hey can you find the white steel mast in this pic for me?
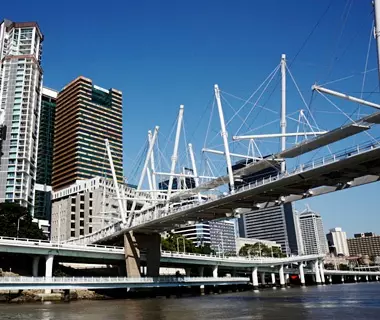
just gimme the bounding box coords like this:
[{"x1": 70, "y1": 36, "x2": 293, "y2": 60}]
[
  {"x1": 127, "y1": 126, "x2": 159, "y2": 226},
  {"x1": 280, "y1": 54, "x2": 287, "y2": 173},
  {"x1": 166, "y1": 105, "x2": 184, "y2": 207},
  {"x1": 214, "y1": 84, "x2": 235, "y2": 192},
  {"x1": 105, "y1": 139, "x2": 126, "y2": 224},
  {"x1": 374, "y1": 0, "x2": 380, "y2": 81},
  {"x1": 148, "y1": 130, "x2": 157, "y2": 202}
]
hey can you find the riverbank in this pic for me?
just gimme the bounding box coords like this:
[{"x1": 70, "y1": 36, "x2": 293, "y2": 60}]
[{"x1": 0, "y1": 289, "x2": 110, "y2": 303}]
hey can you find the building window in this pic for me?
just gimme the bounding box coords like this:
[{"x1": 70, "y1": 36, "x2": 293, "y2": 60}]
[{"x1": 71, "y1": 231, "x2": 75, "y2": 237}]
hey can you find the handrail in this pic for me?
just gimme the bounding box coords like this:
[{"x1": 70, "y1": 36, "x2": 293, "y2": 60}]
[{"x1": 0, "y1": 276, "x2": 250, "y2": 283}]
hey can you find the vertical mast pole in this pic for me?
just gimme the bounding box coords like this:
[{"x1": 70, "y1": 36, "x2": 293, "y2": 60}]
[
  {"x1": 148, "y1": 130, "x2": 157, "y2": 202},
  {"x1": 166, "y1": 105, "x2": 184, "y2": 207},
  {"x1": 105, "y1": 139, "x2": 126, "y2": 224},
  {"x1": 214, "y1": 84, "x2": 235, "y2": 192},
  {"x1": 127, "y1": 126, "x2": 159, "y2": 226},
  {"x1": 188, "y1": 143, "x2": 201, "y2": 202},
  {"x1": 374, "y1": 0, "x2": 380, "y2": 82},
  {"x1": 280, "y1": 54, "x2": 287, "y2": 173}
]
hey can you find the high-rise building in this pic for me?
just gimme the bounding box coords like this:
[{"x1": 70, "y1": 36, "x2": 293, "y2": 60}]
[
  {"x1": 0, "y1": 20, "x2": 43, "y2": 210},
  {"x1": 238, "y1": 204, "x2": 299, "y2": 255},
  {"x1": 34, "y1": 87, "x2": 57, "y2": 223},
  {"x1": 173, "y1": 220, "x2": 237, "y2": 255},
  {"x1": 52, "y1": 76, "x2": 123, "y2": 191},
  {"x1": 347, "y1": 233, "x2": 380, "y2": 257},
  {"x1": 296, "y1": 210, "x2": 329, "y2": 255},
  {"x1": 326, "y1": 227, "x2": 349, "y2": 256}
]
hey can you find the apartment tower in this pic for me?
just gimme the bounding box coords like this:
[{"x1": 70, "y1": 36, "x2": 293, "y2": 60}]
[
  {"x1": 52, "y1": 76, "x2": 123, "y2": 191},
  {"x1": 0, "y1": 20, "x2": 43, "y2": 210}
]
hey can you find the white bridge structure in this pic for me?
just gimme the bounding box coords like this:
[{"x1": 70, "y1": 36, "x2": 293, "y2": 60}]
[{"x1": 57, "y1": 0, "x2": 380, "y2": 278}]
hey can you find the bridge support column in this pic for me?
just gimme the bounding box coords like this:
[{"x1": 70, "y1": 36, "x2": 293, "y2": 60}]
[
  {"x1": 212, "y1": 265, "x2": 218, "y2": 278},
  {"x1": 124, "y1": 232, "x2": 141, "y2": 278},
  {"x1": 366, "y1": 275, "x2": 369, "y2": 282},
  {"x1": 260, "y1": 272, "x2": 266, "y2": 286},
  {"x1": 319, "y1": 260, "x2": 325, "y2": 284},
  {"x1": 341, "y1": 276, "x2": 345, "y2": 283},
  {"x1": 299, "y1": 262, "x2": 305, "y2": 286},
  {"x1": 271, "y1": 273, "x2": 276, "y2": 288},
  {"x1": 329, "y1": 275, "x2": 332, "y2": 284},
  {"x1": 376, "y1": 276, "x2": 379, "y2": 281},
  {"x1": 354, "y1": 275, "x2": 357, "y2": 282},
  {"x1": 124, "y1": 232, "x2": 161, "y2": 278},
  {"x1": 45, "y1": 255, "x2": 54, "y2": 294},
  {"x1": 313, "y1": 260, "x2": 321, "y2": 285},
  {"x1": 198, "y1": 266, "x2": 204, "y2": 277},
  {"x1": 252, "y1": 267, "x2": 258, "y2": 290},
  {"x1": 32, "y1": 256, "x2": 40, "y2": 277},
  {"x1": 186, "y1": 268, "x2": 191, "y2": 277},
  {"x1": 279, "y1": 265, "x2": 285, "y2": 288}
]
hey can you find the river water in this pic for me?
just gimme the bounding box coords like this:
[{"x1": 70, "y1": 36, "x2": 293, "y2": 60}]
[{"x1": 1, "y1": 283, "x2": 380, "y2": 320}]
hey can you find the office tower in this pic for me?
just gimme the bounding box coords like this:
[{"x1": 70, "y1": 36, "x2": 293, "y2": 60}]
[
  {"x1": 173, "y1": 220, "x2": 237, "y2": 255},
  {"x1": 326, "y1": 227, "x2": 349, "y2": 256},
  {"x1": 34, "y1": 87, "x2": 57, "y2": 225},
  {"x1": 209, "y1": 220, "x2": 237, "y2": 255},
  {"x1": 52, "y1": 76, "x2": 123, "y2": 191},
  {"x1": 296, "y1": 209, "x2": 329, "y2": 255},
  {"x1": 238, "y1": 204, "x2": 299, "y2": 255},
  {"x1": 347, "y1": 233, "x2": 380, "y2": 257},
  {"x1": 0, "y1": 20, "x2": 43, "y2": 210}
]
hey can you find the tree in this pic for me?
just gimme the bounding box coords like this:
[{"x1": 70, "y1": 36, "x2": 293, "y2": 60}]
[
  {"x1": 161, "y1": 233, "x2": 215, "y2": 254},
  {"x1": 0, "y1": 202, "x2": 46, "y2": 239},
  {"x1": 239, "y1": 242, "x2": 286, "y2": 258}
]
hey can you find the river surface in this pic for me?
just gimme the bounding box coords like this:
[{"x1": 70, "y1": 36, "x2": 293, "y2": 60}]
[{"x1": 1, "y1": 283, "x2": 380, "y2": 319}]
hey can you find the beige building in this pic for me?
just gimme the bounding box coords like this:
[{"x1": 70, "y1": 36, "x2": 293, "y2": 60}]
[{"x1": 51, "y1": 177, "x2": 136, "y2": 242}]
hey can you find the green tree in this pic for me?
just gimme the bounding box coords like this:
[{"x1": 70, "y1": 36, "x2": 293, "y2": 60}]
[
  {"x1": 161, "y1": 233, "x2": 215, "y2": 254},
  {"x1": 239, "y1": 242, "x2": 285, "y2": 258},
  {"x1": 0, "y1": 202, "x2": 46, "y2": 239}
]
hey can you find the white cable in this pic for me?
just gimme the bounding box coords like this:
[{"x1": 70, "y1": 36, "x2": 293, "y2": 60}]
[
  {"x1": 317, "y1": 91, "x2": 356, "y2": 122},
  {"x1": 286, "y1": 65, "x2": 321, "y2": 131},
  {"x1": 358, "y1": 21, "x2": 374, "y2": 119},
  {"x1": 203, "y1": 99, "x2": 215, "y2": 149},
  {"x1": 235, "y1": 65, "x2": 281, "y2": 135},
  {"x1": 223, "y1": 64, "x2": 280, "y2": 126},
  {"x1": 222, "y1": 91, "x2": 279, "y2": 115}
]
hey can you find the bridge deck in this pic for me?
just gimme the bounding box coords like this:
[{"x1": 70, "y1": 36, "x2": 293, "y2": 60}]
[{"x1": 70, "y1": 140, "x2": 380, "y2": 244}]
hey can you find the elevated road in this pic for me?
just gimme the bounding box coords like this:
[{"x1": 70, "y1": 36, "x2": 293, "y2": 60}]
[{"x1": 0, "y1": 236, "x2": 323, "y2": 268}]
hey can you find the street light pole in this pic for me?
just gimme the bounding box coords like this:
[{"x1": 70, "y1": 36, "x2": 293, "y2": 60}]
[{"x1": 16, "y1": 214, "x2": 27, "y2": 239}]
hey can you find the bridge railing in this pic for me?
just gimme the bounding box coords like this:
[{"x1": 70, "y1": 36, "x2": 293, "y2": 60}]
[
  {"x1": 0, "y1": 276, "x2": 250, "y2": 283},
  {"x1": 0, "y1": 236, "x2": 124, "y2": 252}
]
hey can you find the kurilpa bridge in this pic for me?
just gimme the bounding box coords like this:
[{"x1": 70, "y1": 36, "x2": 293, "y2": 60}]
[{"x1": 61, "y1": 0, "x2": 380, "y2": 278}]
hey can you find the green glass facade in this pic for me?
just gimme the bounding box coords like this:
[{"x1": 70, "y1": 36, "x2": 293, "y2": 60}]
[{"x1": 34, "y1": 88, "x2": 57, "y2": 220}]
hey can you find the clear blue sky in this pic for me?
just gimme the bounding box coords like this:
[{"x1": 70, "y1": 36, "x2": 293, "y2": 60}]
[{"x1": 3, "y1": 0, "x2": 380, "y2": 236}]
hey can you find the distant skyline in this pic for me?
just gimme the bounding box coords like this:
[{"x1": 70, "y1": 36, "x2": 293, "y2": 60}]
[{"x1": 2, "y1": 0, "x2": 379, "y2": 236}]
